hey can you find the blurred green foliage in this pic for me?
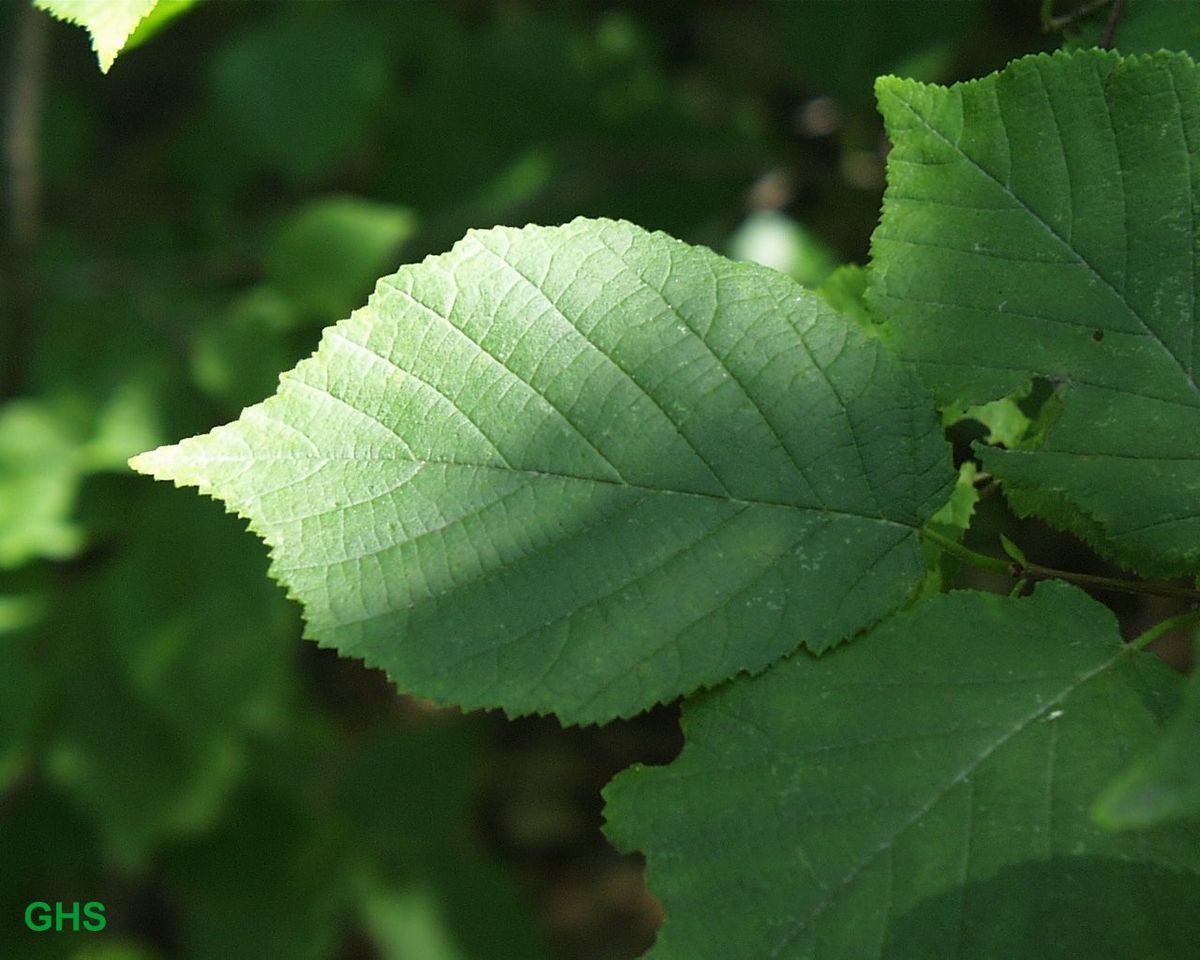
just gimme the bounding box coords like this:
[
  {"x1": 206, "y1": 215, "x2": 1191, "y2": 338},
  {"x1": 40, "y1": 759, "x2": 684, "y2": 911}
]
[{"x1": 2, "y1": 2, "x2": 1048, "y2": 957}]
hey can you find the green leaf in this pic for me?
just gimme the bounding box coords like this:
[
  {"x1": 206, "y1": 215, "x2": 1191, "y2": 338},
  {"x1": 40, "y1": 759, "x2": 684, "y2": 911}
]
[
  {"x1": 0, "y1": 391, "x2": 162, "y2": 568},
  {"x1": 132, "y1": 218, "x2": 953, "y2": 724},
  {"x1": 34, "y1": 0, "x2": 160, "y2": 72},
  {"x1": 603, "y1": 583, "x2": 1200, "y2": 959},
  {"x1": 817, "y1": 265, "x2": 873, "y2": 329},
  {"x1": 941, "y1": 394, "x2": 1032, "y2": 448},
  {"x1": 999, "y1": 533, "x2": 1027, "y2": 566},
  {"x1": 869, "y1": 50, "x2": 1200, "y2": 576},
  {"x1": 121, "y1": 0, "x2": 195, "y2": 55},
  {"x1": 0, "y1": 401, "x2": 85, "y2": 567},
  {"x1": 927, "y1": 462, "x2": 979, "y2": 540},
  {"x1": 916, "y1": 462, "x2": 980, "y2": 598},
  {"x1": 359, "y1": 888, "x2": 468, "y2": 960},
  {"x1": 1094, "y1": 638, "x2": 1200, "y2": 829},
  {"x1": 266, "y1": 196, "x2": 418, "y2": 323}
]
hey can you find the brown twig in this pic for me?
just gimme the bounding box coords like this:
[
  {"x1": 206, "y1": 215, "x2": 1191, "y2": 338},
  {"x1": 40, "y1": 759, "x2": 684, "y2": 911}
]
[
  {"x1": 1043, "y1": 0, "x2": 1114, "y2": 32},
  {"x1": 921, "y1": 528, "x2": 1200, "y2": 604},
  {"x1": 1099, "y1": 0, "x2": 1127, "y2": 48}
]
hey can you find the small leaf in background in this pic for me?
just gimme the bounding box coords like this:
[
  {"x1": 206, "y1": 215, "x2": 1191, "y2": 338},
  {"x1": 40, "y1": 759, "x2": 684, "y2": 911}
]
[
  {"x1": 0, "y1": 402, "x2": 85, "y2": 567},
  {"x1": 1094, "y1": 638, "x2": 1200, "y2": 830},
  {"x1": 191, "y1": 286, "x2": 302, "y2": 409},
  {"x1": 927, "y1": 461, "x2": 979, "y2": 540},
  {"x1": 35, "y1": 0, "x2": 159, "y2": 72},
  {"x1": 0, "y1": 389, "x2": 162, "y2": 568},
  {"x1": 915, "y1": 461, "x2": 981, "y2": 598},
  {"x1": 999, "y1": 533, "x2": 1027, "y2": 566},
  {"x1": 133, "y1": 218, "x2": 954, "y2": 723},
  {"x1": 360, "y1": 888, "x2": 468, "y2": 960},
  {"x1": 817, "y1": 264, "x2": 873, "y2": 328},
  {"x1": 870, "y1": 50, "x2": 1200, "y2": 576},
  {"x1": 941, "y1": 393, "x2": 1032, "y2": 448},
  {"x1": 30, "y1": 490, "x2": 297, "y2": 868},
  {"x1": 604, "y1": 583, "x2": 1200, "y2": 959},
  {"x1": 266, "y1": 196, "x2": 418, "y2": 323}
]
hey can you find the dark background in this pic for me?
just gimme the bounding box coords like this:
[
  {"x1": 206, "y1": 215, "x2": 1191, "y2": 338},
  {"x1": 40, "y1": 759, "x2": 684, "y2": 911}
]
[{"x1": 9, "y1": 2, "x2": 1171, "y2": 958}]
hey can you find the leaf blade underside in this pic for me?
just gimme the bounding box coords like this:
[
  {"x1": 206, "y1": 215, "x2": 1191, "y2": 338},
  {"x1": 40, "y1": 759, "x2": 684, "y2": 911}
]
[{"x1": 132, "y1": 218, "x2": 953, "y2": 724}]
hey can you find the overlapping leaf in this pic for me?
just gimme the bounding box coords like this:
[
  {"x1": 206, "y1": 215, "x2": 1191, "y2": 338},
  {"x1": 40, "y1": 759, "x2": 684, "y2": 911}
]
[
  {"x1": 1094, "y1": 637, "x2": 1200, "y2": 830},
  {"x1": 604, "y1": 583, "x2": 1200, "y2": 959},
  {"x1": 869, "y1": 50, "x2": 1200, "y2": 576},
  {"x1": 132, "y1": 218, "x2": 953, "y2": 723}
]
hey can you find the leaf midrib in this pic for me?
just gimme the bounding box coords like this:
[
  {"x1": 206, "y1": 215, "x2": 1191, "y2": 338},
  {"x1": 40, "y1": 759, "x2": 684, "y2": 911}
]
[{"x1": 151, "y1": 450, "x2": 913, "y2": 527}]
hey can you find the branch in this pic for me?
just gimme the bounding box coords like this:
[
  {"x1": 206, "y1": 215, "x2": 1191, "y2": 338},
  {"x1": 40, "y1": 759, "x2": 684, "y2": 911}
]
[
  {"x1": 1042, "y1": 0, "x2": 1113, "y2": 32},
  {"x1": 920, "y1": 527, "x2": 1200, "y2": 604}
]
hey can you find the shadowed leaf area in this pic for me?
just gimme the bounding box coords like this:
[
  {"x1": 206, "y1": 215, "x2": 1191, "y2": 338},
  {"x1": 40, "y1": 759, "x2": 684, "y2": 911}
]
[
  {"x1": 871, "y1": 50, "x2": 1200, "y2": 576},
  {"x1": 604, "y1": 584, "x2": 1200, "y2": 959}
]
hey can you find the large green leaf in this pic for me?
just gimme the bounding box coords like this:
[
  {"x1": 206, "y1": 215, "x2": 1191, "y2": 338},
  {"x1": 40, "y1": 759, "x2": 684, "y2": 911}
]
[
  {"x1": 869, "y1": 50, "x2": 1200, "y2": 576},
  {"x1": 604, "y1": 583, "x2": 1200, "y2": 959},
  {"x1": 132, "y1": 218, "x2": 953, "y2": 724}
]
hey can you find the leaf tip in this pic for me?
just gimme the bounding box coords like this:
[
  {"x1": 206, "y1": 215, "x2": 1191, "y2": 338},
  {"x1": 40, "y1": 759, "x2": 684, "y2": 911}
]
[
  {"x1": 873, "y1": 73, "x2": 910, "y2": 101},
  {"x1": 127, "y1": 444, "x2": 177, "y2": 480},
  {"x1": 34, "y1": 0, "x2": 157, "y2": 73}
]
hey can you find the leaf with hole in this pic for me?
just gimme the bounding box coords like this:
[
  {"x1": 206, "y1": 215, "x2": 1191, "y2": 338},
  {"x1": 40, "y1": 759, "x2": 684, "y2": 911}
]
[{"x1": 870, "y1": 50, "x2": 1200, "y2": 576}]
